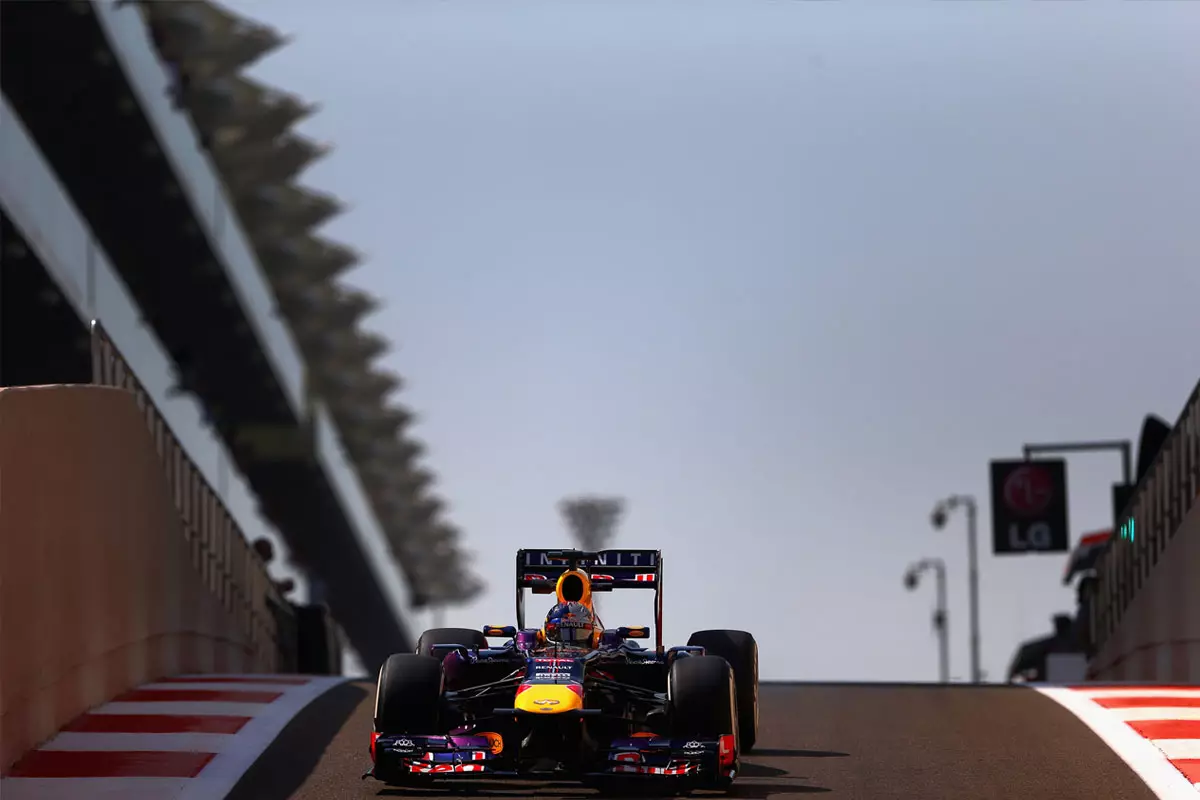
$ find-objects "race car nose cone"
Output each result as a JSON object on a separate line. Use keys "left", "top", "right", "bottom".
{"left": 515, "top": 684, "right": 584, "bottom": 714}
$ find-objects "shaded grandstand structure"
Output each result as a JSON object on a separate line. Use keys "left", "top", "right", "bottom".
{"left": 0, "top": 0, "right": 480, "bottom": 673}
{"left": 135, "top": 0, "right": 483, "bottom": 612}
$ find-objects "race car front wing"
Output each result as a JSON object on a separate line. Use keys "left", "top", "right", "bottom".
{"left": 366, "top": 732, "right": 738, "bottom": 784}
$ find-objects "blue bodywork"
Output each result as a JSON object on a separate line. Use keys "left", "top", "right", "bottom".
{"left": 369, "top": 628, "right": 731, "bottom": 786}
{"left": 367, "top": 548, "right": 739, "bottom": 789}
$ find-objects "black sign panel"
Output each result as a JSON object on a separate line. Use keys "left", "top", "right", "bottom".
{"left": 1112, "top": 483, "right": 1136, "bottom": 532}
{"left": 989, "top": 459, "right": 1070, "bottom": 555}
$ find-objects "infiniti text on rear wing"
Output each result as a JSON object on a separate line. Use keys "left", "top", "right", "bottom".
{"left": 517, "top": 548, "right": 661, "bottom": 591}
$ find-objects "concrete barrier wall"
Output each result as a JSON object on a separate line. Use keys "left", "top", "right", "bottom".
{"left": 0, "top": 385, "right": 272, "bottom": 772}
{"left": 1090, "top": 489, "right": 1200, "bottom": 682}
{"left": 1088, "top": 379, "right": 1200, "bottom": 682}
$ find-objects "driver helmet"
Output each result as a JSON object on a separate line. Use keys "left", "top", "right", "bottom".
{"left": 544, "top": 601, "right": 595, "bottom": 648}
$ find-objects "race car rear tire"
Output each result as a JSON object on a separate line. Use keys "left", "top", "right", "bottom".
{"left": 415, "top": 627, "right": 488, "bottom": 658}
{"left": 374, "top": 653, "right": 444, "bottom": 733}
{"left": 668, "top": 654, "right": 738, "bottom": 738}
{"left": 687, "top": 629, "right": 759, "bottom": 752}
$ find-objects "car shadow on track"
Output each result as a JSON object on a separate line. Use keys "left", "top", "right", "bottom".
{"left": 730, "top": 782, "right": 833, "bottom": 797}
{"left": 376, "top": 777, "right": 834, "bottom": 798}
{"left": 748, "top": 749, "right": 849, "bottom": 759}
{"left": 739, "top": 763, "right": 789, "bottom": 779}
{"left": 736, "top": 763, "right": 834, "bottom": 796}
{"left": 727, "top": 750, "right": 843, "bottom": 795}
{"left": 371, "top": 752, "right": 844, "bottom": 799}
{"left": 378, "top": 780, "right": 594, "bottom": 797}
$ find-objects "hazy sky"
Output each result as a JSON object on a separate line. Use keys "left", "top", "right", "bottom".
{"left": 224, "top": 0, "right": 1200, "bottom": 682}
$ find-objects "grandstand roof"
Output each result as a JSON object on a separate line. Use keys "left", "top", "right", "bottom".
{"left": 341, "top": 406, "right": 415, "bottom": 442}
{"left": 257, "top": 233, "right": 360, "bottom": 288}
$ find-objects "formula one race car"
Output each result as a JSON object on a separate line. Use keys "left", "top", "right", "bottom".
{"left": 364, "top": 548, "right": 759, "bottom": 793}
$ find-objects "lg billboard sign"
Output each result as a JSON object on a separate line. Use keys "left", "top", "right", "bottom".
{"left": 989, "top": 459, "right": 1070, "bottom": 555}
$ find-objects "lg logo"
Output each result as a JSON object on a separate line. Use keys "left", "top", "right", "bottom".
{"left": 1007, "top": 521, "right": 1054, "bottom": 551}
{"left": 1002, "top": 465, "right": 1054, "bottom": 516}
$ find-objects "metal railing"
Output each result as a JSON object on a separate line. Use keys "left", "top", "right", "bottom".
{"left": 90, "top": 320, "right": 289, "bottom": 670}
{"left": 1091, "top": 379, "right": 1200, "bottom": 659}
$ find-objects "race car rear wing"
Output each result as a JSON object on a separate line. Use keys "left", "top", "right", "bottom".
{"left": 515, "top": 548, "right": 664, "bottom": 653}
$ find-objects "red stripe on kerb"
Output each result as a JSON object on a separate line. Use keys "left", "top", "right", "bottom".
{"left": 64, "top": 714, "right": 251, "bottom": 734}
{"left": 115, "top": 689, "right": 283, "bottom": 703}
{"left": 1081, "top": 685, "right": 1200, "bottom": 692}
{"left": 1125, "top": 719, "right": 1200, "bottom": 739}
{"left": 1093, "top": 696, "right": 1200, "bottom": 709}
{"left": 157, "top": 675, "right": 311, "bottom": 685}
{"left": 9, "top": 751, "right": 215, "bottom": 778}
{"left": 1172, "top": 759, "right": 1200, "bottom": 783}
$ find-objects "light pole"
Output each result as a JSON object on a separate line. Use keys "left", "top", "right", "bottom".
{"left": 558, "top": 496, "right": 626, "bottom": 553}
{"left": 931, "top": 494, "right": 981, "bottom": 683}
{"left": 904, "top": 558, "right": 949, "bottom": 683}
{"left": 559, "top": 497, "right": 625, "bottom": 616}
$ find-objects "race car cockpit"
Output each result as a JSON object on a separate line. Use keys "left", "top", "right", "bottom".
{"left": 542, "top": 601, "right": 597, "bottom": 649}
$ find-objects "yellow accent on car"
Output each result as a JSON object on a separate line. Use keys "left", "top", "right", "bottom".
{"left": 514, "top": 684, "right": 584, "bottom": 714}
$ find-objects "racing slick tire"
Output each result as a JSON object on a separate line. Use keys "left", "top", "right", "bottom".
{"left": 374, "top": 653, "right": 444, "bottom": 733}
{"left": 668, "top": 655, "right": 738, "bottom": 792}
{"left": 415, "top": 627, "right": 488, "bottom": 658}
{"left": 686, "top": 629, "right": 759, "bottom": 752}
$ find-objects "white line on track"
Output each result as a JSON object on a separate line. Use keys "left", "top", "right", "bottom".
{"left": 1032, "top": 686, "right": 1200, "bottom": 800}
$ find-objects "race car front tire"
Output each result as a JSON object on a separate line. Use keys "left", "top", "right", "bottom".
{"left": 668, "top": 655, "right": 738, "bottom": 789}
{"left": 668, "top": 654, "right": 737, "bottom": 738}
{"left": 374, "top": 653, "right": 443, "bottom": 733}
{"left": 415, "top": 627, "right": 489, "bottom": 658}
{"left": 686, "top": 629, "right": 759, "bottom": 752}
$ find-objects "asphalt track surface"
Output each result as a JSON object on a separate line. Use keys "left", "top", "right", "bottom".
{"left": 227, "top": 681, "right": 1162, "bottom": 800}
